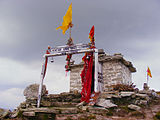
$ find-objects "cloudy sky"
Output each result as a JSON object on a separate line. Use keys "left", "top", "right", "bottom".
{"left": 0, "top": 0, "right": 160, "bottom": 109}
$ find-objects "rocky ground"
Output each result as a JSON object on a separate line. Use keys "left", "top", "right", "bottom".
{"left": 1, "top": 99, "right": 160, "bottom": 120}
{"left": 1, "top": 84, "right": 160, "bottom": 120}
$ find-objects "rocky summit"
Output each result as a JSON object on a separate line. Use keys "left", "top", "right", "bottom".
{"left": 1, "top": 84, "right": 160, "bottom": 120}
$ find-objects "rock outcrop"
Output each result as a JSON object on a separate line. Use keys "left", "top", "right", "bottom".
{"left": 16, "top": 84, "right": 160, "bottom": 120}
{"left": 2, "top": 84, "right": 160, "bottom": 120}
{"left": 0, "top": 108, "right": 10, "bottom": 119}
{"left": 23, "top": 84, "right": 47, "bottom": 99}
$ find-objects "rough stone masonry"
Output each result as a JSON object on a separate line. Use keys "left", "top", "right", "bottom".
{"left": 70, "top": 50, "right": 136, "bottom": 93}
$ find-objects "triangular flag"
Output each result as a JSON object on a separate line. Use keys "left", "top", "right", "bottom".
{"left": 89, "top": 25, "right": 94, "bottom": 39}
{"left": 56, "top": 3, "right": 72, "bottom": 34}
{"left": 147, "top": 67, "right": 152, "bottom": 78}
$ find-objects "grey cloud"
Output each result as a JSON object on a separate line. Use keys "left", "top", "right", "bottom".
{"left": 0, "top": 0, "right": 160, "bottom": 62}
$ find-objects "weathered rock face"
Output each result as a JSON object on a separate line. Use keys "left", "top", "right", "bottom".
{"left": 23, "top": 84, "right": 47, "bottom": 99}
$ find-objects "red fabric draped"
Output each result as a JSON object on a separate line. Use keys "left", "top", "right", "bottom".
{"left": 43, "top": 50, "right": 50, "bottom": 79}
{"left": 80, "top": 53, "right": 93, "bottom": 103}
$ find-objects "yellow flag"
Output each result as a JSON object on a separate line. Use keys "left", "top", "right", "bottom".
{"left": 56, "top": 3, "right": 72, "bottom": 34}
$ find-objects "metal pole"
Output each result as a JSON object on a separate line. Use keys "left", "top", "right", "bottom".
{"left": 94, "top": 49, "right": 98, "bottom": 92}
{"left": 37, "top": 74, "right": 44, "bottom": 108}
{"left": 37, "top": 59, "right": 46, "bottom": 108}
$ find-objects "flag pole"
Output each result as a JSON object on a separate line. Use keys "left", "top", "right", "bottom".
{"left": 147, "top": 66, "right": 148, "bottom": 85}
{"left": 67, "top": 23, "right": 73, "bottom": 45}
{"left": 69, "top": 23, "right": 73, "bottom": 39}
{"left": 69, "top": 25, "right": 71, "bottom": 39}
{"left": 147, "top": 74, "right": 149, "bottom": 86}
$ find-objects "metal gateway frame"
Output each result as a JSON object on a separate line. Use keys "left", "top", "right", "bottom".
{"left": 37, "top": 43, "right": 100, "bottom": 108}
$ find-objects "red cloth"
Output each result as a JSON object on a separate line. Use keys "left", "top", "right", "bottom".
{"left": 80, "top": 25, "right": 96, "bottom": 103}
{"left": 43, "top": 50, "right": 50, "bottom": 79}
{"left": 89, "top": 25, "right": 94, "bottom": 39}
{"left": 80, "top": 53, "right": 93, "bottom": 103}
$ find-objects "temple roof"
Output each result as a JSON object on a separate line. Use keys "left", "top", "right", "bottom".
{"left": 70, "top": 50, "right": 136, "bottom": 73}
{"left": 98, "top": 53, "right": 136, "bottom": 72}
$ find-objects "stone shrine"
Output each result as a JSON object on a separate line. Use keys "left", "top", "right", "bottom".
{"left": 70, "top": 50, "right": 136, "bottom": 93}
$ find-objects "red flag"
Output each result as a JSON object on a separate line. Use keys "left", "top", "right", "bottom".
{"left": 89, "top": 25, "right": 94, "bottom": 39}
{"left": 80, "top": 53, "right": 93, "bottom": 103}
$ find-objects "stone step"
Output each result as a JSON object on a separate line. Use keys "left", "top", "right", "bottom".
{"left": 42, "top": 93, "right": 81, "bottom": 102}
{"left": 21, "top": 106, "right": 110, "bottom": 120}
{"left": 47, "top": 92, "right": 81, "bottom": 99}
{"left": 41, "top": 101, "right": 78, "bottom": 107}
{"left": 21, "top": 107, "right": 79, "bottom": 114}
{"left": 41, "top": 97, "right": 81, "bottom": 103}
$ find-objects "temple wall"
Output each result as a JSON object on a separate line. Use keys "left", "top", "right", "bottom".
{"left": 102, "top": 60, "right": 132, "bottom": 92}
{"left": 70, "top": 65, "right": 83, "bottom": 93}
{"left": 69, "top": 53, "right": 135, "bottom": 93}
{"left": 121, "top": 63, "right": 132, "bottom": 85}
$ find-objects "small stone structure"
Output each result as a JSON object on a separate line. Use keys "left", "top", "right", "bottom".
{"left": 70, "top": 51, "right": 136, "bottom": 93}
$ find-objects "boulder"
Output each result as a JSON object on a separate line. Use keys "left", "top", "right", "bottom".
{"left": 100, "top": 93, "right": 120, "bottom": 99}
{"left": 10, "top": 109, "right": 19, "bottom": 118}
{"left": 143, "top": 83, "right": 149, "bottom": 90}
{"left": 151, "top": 91, "right": 160, "bottom": 98}
{"left": 59, "top": 108, "right": 78, "bottom": 114}
{"left": 139, "top": 90, "right": 152, "bottom": 94}
{"left": 88, "top": 106, "right": 108, "bottom": 115}
{"left": 138, "top": 100, "right": 148, "bottom": 106}
{"left": 96, "top": 99, "right": 117, "bottom": 108}
{"left": 81, "top": 106, "right": 89, "bottom": 111}
{"left": 128, "top": 104, "right": 141, "bottom": 111}
{"left": 136, "top": 93, "right": 148, "bottom": 99}
{"left": 19, "top": 102, "right": 27, "bottom": 109}
{"left": 76, "top": 101, "right": 87, "bottom": 107}
{"left": 23, "top": 84, "right": 47, "bottom": 99}
{"left": 120, "top": 92, "right": 135, "bottom": 97}
{"left": 0, "top": 108, "right": 10, "bottom": 119}
{"left": 23, "top": 112, "right": 35, "bottom": 117}
{"left": 139, "top": 90, "right": 160, "bottom": 98}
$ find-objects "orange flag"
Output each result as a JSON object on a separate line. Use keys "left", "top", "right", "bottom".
{"left": 147, "top": 67, "right": 152, "bottom": 78}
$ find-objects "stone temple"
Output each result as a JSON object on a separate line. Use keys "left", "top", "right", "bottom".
{"left": 70, "top": 49, "right": 136, "bottom": 93}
